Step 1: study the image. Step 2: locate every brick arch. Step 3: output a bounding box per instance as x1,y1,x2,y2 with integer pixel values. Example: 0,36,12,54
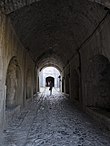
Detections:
86,54,110,110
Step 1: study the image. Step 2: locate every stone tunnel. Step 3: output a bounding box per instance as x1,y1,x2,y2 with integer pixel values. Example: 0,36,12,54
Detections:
0,0,110,145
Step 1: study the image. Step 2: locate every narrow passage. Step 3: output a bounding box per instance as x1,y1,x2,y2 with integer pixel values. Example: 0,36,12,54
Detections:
3,88,110,146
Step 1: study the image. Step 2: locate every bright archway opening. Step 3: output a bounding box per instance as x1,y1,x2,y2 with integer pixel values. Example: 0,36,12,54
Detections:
39,67,61,93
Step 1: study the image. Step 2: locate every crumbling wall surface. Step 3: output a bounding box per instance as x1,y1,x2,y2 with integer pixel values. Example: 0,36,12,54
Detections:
0,12,35,131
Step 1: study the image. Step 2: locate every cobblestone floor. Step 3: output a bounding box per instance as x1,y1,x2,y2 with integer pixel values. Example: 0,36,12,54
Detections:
2,88,110,146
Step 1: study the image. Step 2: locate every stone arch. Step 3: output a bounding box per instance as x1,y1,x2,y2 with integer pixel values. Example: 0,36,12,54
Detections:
71,69,79,101
6,56,22,108
26,70,32,99
86,54,110,110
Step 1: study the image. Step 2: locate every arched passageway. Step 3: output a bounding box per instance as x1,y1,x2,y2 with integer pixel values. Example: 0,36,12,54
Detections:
46,76,54,87
1,0,110,142
6,57,22,108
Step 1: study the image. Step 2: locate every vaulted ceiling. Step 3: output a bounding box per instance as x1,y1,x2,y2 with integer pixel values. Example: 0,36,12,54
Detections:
0,0,107,70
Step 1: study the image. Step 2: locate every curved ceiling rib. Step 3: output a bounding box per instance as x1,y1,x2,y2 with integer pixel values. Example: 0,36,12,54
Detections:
89,0,110,9
37,53,64,72
0,0,109,14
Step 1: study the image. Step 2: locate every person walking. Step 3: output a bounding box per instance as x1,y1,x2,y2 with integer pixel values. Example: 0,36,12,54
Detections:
49,81,53,95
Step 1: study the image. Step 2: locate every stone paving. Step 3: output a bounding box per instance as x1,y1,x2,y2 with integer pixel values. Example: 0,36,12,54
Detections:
2,88,110,146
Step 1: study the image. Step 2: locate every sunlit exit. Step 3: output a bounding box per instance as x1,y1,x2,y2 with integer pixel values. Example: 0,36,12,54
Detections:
39,67,61,92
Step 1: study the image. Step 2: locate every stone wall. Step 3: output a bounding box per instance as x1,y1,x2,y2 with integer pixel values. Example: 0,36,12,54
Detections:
80,14,110,110
64,10,110,111
64,54,81,102
64,64,70,95
0,12,35,131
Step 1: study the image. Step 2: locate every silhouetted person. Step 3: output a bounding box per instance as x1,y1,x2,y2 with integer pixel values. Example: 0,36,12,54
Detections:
49,81,53,95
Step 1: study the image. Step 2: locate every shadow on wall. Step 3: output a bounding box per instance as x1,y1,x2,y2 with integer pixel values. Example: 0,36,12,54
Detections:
71,70,79,101
65,74,70,94
86,54,110,111
26,70,32,99
6,56,22,109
